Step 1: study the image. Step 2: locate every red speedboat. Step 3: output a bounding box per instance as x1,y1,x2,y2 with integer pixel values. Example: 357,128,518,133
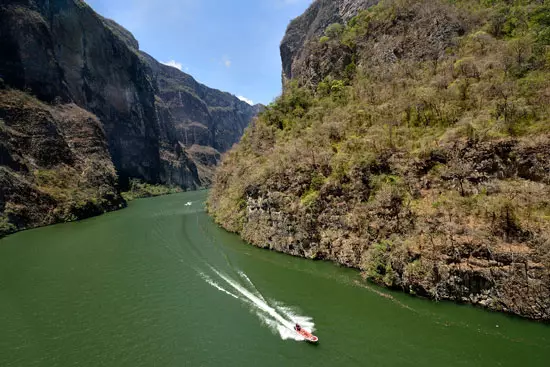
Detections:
294,324,319,343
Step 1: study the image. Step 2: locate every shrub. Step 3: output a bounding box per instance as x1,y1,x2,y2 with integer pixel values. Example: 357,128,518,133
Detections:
122,179,182,201
404,259,434,295
208,0,550,311
325,23,344,39
0,214,16,235
491,201,528,242
301,189,319,207
364,241,396,286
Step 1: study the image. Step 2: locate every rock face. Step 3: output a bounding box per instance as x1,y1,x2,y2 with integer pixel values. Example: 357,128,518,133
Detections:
280,0,379,84
0,0,259,235
236,140,550,320
281,0,465,87
209,0,550,320
140,51,260,185
0,88,125,236
0,0,258,188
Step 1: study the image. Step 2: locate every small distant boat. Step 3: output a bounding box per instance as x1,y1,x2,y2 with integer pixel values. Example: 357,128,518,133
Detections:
185,202,192,206
294,324,319,343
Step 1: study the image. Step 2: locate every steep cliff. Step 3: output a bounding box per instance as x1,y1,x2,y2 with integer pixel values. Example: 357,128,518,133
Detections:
210,0,550,320
0,88,124,236
280,0,379,84
0,0,259,235
139,51,260,186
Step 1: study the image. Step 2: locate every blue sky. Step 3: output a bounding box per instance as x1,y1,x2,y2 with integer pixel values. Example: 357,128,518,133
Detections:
85,0,313,105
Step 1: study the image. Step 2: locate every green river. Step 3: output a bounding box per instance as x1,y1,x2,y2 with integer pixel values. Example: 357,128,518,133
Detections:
1,191,549,366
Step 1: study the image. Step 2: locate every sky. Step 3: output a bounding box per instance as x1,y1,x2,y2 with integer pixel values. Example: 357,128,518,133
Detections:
85,0,313,105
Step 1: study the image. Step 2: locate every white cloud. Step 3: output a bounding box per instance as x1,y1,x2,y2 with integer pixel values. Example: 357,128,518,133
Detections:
161,60,183,71
221,55,232,68
237,96,254,105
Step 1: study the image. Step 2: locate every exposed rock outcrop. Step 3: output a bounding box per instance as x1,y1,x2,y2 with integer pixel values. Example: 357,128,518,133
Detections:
140,51,259,184
282,0,466,87
0,88,124,236
280,0,379,84
235,139,550,320
0,0,259,235
210,0,550,320
0,0,259,188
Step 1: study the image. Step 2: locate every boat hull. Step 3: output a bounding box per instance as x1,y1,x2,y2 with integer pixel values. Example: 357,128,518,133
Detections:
294,327,319,343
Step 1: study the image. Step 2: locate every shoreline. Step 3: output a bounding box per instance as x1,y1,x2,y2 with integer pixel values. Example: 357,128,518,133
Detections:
0,189,209,240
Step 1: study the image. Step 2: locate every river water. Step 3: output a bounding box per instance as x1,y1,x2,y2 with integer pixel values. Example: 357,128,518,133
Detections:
0,191,549,366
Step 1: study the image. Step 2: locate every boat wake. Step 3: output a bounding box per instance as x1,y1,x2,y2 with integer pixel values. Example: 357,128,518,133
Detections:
198,267,315,341
176,210,315,342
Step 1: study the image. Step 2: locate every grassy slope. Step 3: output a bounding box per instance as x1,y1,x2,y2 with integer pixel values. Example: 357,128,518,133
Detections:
121,179,183,202
209,0,550,319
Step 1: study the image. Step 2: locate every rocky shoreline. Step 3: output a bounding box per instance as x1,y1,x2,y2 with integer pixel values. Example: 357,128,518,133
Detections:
208,0,550,321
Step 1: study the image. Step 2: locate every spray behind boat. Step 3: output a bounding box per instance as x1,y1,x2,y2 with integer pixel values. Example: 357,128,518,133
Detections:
166,206,318,342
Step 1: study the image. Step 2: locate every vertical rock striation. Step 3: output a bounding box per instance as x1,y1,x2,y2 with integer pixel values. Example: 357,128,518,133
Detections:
0,0,260,235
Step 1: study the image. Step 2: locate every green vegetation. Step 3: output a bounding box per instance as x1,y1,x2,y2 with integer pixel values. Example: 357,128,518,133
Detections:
363,240,396,286
324,23,345,40
0,213,16,236
301,188,320,207
33,165,121,222
122,179,182,201
209,0,550,318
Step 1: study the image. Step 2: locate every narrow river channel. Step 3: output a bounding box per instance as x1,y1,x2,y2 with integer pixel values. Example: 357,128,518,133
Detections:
1,191,548,366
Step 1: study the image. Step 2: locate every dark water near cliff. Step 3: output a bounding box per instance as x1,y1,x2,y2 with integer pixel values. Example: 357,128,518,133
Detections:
1,191,549,366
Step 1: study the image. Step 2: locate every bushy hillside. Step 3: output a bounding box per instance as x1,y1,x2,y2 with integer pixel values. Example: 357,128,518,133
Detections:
209,0,550,319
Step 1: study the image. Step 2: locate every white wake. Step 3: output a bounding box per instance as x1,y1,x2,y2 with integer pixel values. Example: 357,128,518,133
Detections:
199,268,315,341
199,272,239,299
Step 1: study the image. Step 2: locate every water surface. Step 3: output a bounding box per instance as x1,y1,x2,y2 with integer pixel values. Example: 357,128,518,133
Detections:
1,191,549,366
